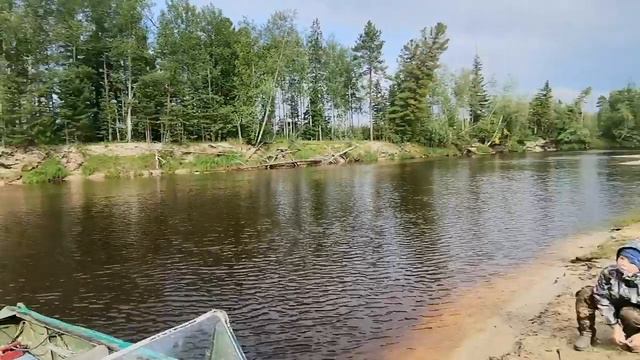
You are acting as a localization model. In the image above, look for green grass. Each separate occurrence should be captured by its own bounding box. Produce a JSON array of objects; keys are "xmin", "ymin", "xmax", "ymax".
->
[
  {"xmin": 589, "ymin": 138, "xmax": 626, "ymax": 150},
  {"xmin": 190, "ymin": 153, "xmax": 245, "ymax": 172},
  {"xmin": 159, "ymin": 156, "xmax": 183, "ymax": 174},
  {"xmin": 397, "ymin": 152, "xmax": 415, "ymax": 160},
  {"xmin": 345, "ymin": 148, "xmax": 378, "ymax": 163},
  {"xmin": 475, "ymin": 144, "xmax": 493, "ymax": 154},
  {"xmin": 360, "ymin": 150, "xmax": 378, "ymax": 162},
  {"xmin": 558, "ymin": 143, "xmax": 588, "ymax": 151},
  {"xmin": 81, "ymin": 154, "xmax": 156, "ymax": 178},
  {"xmin": 22, "ymin": 158, "xmax": 69, "ymax": 184},
  {"xmin": 507, "ymin": 142, "xmax": 525, "ymax": 153},
  {"xmin": 294, "ymin": 146, "xmax": 325, "ymax": 160},
  {"xmin": 424, "ymin": 146, "xmax": 461, "ymax": 157}
]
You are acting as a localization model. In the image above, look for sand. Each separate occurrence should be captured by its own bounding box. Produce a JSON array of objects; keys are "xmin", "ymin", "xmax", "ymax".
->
[{"xmin": 383, "ymin": 223, "xmax": 640, "ymax": 360}]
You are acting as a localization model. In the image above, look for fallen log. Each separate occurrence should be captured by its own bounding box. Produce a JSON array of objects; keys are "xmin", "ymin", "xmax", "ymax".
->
[
  {"xmin": 323, "ymin": 145, "xmax": 358, "ymax": 164},
  {"xmin": 246, "ymin": 143, "xmax": 262, "ymax": 161},
  {"xmin": 179, "ymin": 150, "xmax": 238, "ymax": 156},
  {"xmin": 240, "ymin": 158, "xmax": 323, "ymax": 170}
]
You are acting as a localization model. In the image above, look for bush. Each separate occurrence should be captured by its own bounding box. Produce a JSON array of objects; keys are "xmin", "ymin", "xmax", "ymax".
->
[
  {"xmin": 81, "ymin": 154, "xmax": 156, "ymax": 177},
  {"xmin": 424, "ymin": 146, "xmax": 460, "ymax": 157},
  {"xmin": 475, "ymin": 144, "xmax": 493, "ymax": 154},
  {"xmin": 191, "ymin": 153, "xmax": 245, "ymax": 172},
  {"xmin": 558, "ymin": 143, "xmax": 587, "ymax": 151},
  {"xmin": 345, "ymin": 148, "xmax": 378, "ymax": 163},
  {"xmin": 22, "ymin": 158, "xmax": 69, "ymax": 184},
  {"xmin": 507, "ymin": 142, "xmax": 525, "ymax": 152}
]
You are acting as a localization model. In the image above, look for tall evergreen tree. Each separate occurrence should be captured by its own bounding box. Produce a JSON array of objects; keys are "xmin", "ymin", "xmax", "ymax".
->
[
  {"xmin": 305, "ymin": 18, "xmax": 326, "ymax": 140},
  {"xmin": 57, "ymin": 65, "xmax": 97, "ymax": 143},
  {"xmin": 353, "ymin": 20, "xmax": 386, "ymax": 141},
  {"xmin": 371, "ymin": 79, "xmax": 388, "ymax": 139},
  {"xmin": 387, "ymin": 23, "xmax": 449, "ymax": 143},
  {"xmin": 468, "ymin": 54, "xmax": 490, "ymax": 124},
  {"xmin": 528, "ymin": 80, "xmax": 553, "ymax": 137}
]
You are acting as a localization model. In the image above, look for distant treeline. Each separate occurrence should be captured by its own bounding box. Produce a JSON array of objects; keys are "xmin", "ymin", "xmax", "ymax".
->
[{"xmin": 1, "ymin": 0, "xmax": 638, "ymax": 148}]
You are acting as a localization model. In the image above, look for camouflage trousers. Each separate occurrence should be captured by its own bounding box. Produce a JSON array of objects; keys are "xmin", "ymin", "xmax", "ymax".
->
[{"xmin": 576, "ymin": 285, "xmax": 640, "ymax": 336}]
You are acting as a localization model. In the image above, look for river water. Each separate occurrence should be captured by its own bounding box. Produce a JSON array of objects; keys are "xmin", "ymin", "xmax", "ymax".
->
[{"xmin": 0, "ymin": 151, "xmax": 638, "ymax": 359}]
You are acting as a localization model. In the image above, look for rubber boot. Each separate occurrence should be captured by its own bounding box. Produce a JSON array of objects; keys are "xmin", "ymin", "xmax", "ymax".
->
[{"xmin": 574, "ymin": 331, "xmax": 595, "ymax": 351}]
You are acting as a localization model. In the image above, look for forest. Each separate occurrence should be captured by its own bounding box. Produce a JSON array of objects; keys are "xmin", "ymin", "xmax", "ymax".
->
[{"xmin": 1, "ymin": 0, "xmax": 639, "ymax": 149}]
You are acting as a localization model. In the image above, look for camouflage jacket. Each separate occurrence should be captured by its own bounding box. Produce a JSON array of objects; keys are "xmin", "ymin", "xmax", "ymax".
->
[{"xmin": 594, "ymin": 241, "xmax": 640, "ymax": 325}]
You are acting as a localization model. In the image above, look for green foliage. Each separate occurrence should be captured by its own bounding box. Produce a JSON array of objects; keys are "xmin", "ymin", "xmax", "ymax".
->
[
  {"xmin": 528, "ymin": 81, "xmax": 554, "ymax": 138},
  {"xmin": 294, "ymin": 146, "xmax": 325, "ymax": 160},
  {"xmin": 58, "ymin": 65, "xmax": 97, "ymax": 143},
  {"xmin": 387, "ymin": 23, "xmax": 449, "ymax": 144},
  {"xmin": 190, "ymin": 153, "xmax": 245, "ymax": 172},
  {"xmin": 305, "ymin": 18, "xmax": 328, "ymax": 140},
  {"xmin": 353, "ymin": 20, "xmax": 386, "ymax": 140},
  {"xmin": 22, "ymin": 159, "xmax": 69, "ymax": 184},
  {"xmin": 597, "ymin": 86, "xmax": 640, "ymax": 147},
  {"xmin": 423, "ymin": 146, "xmax": 460, "ymax": 157},
  {"xmin": 468, "ymin": 54, "xmax": 491, "ymax": 124},
  {"xmin": 556, "ymin": 123, "xmax": 591, "ymax": 146},
  {"xmin": 346, "ymin": 149, "xmax": 378, "ymax": 163},
  {"xmin": 558, "ymin": 143, "xmax": 587, "ymax": 151},
  {"xmin": 81, "ymin": 154, "xmax": 156, "ymax": 177},
  {"xmin": 507, "ymin": 142, "xmax": 525, "ymax": 152},
  {"xmin": 0, "ymin": 0, "xmax": 635, "ymax": 152}
]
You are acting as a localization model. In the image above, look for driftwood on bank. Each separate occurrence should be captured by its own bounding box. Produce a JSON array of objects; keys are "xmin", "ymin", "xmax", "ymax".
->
[
  {"xmin": 241, "ymin": 144, "xmax": 359, "ymax": 171},
  {"xmin": 246, "ymin": 143, "xmax": 263, "ymax": 161},
  {"xmin": 323, "ymin": 145, "xmax": 357, "ymax": 164},
  {"xmin": 240, "ymin": 158, "xmax": 323, "ymax": 170}
]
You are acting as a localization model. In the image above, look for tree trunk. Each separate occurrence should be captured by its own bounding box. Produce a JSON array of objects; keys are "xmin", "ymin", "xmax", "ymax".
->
[
  {"xmin": 103, "ymin": 56, "xmax": 113, "ymax": 142},
  {"xmin": 164, "ymin": 88, "xmax": 171, "ymax": 143},
  {"xmin": 369, "ymin": 67, "xmax": 373, "ymax": 141},
  {"xmin": 146, "ymin": 119, "xmax": 151, "ymax": 143},
  {"xmin": 117, "ymin": 94, "xmax": 124, "ymax": 142},
  {"xmin": 256, "ymin": 38, "xmax": 287, "ymax": 145},
  {"xmin": 0, "ymin": 102, "xmax": 4, "ymax": 147},
  {"xmin": 64, "ymin": 121, "xmax": 69, "ymax": 145},
  {"xmin": 126, "ymin": 55, "xmax": 133, "ymax": 142}
]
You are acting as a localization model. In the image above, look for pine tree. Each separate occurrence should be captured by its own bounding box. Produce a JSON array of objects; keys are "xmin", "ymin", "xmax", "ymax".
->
[
  {"xmin": 353, "ymin": 20, "xmax": 386, "ymax": 141},
  {"xmin": 305, "ymin": 18, "xmax": 326, "ymax": 140},
  {"xmin": 387, "ymin": 23, "xmax": 449, "ymax": 143},
  {"xmin": 58, "ymin": 65, "xmax": 97, "ymax": 143},
  {"xmin": 528, "ymin": 81, "xmax": 553, "ymax": 137},
  {"xmin": 468, "ymin": 54, "xmax": 490, "ymax": 124},
  {"xmin": 371, "ymin": 79, "xmax": 388, "ymax": 139}
]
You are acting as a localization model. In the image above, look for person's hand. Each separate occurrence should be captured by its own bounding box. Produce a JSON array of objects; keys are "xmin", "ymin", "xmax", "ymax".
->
[
  {"xmin": 626, "ymin": 333, "xmax": 640, "ymax": 352},
  {"xmin": 613, "ymin": 324, "xmax": 627, "ymax": 346},
  {"xmin": 0, "ymin": 341, "xmax": 20, "ymax": 353}
]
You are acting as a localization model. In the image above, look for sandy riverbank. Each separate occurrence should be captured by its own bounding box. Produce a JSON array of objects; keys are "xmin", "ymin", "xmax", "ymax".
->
[
  {"xmin": 0, "ymin": 141, "xmax": 459, "ymax": 186},
  {"xmin": 382, "ymin": 220, "xmax": 640, "ymax": 360}
]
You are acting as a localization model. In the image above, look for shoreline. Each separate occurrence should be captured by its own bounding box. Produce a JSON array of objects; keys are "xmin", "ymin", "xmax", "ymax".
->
[
  {"xmin": 0, "ymin": 141, "xmax": 463, "ymax": 186},
  {"xmin": 381, "ymin": 220, "xmax": 640, "ymax": 360},
  {"xmin": 3, "ymin": 141, "xmax": 637, "ymax": 187}
]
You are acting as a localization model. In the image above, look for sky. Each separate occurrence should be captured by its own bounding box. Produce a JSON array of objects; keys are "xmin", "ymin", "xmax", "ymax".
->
[{"xmin": 161, "ymin": 0, "xmax": 640, "ymax": 107}]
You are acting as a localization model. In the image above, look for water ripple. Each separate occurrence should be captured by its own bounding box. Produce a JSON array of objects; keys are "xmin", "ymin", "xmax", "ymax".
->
[{"xmin": 0, "ymin": 152, "xmax": 638, "ymax": 359}]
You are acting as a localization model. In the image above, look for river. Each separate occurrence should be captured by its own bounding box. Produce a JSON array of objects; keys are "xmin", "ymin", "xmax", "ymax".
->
[{"xmin": 0, "ymin": 151, "xmax": 638, "ymax": 359}]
